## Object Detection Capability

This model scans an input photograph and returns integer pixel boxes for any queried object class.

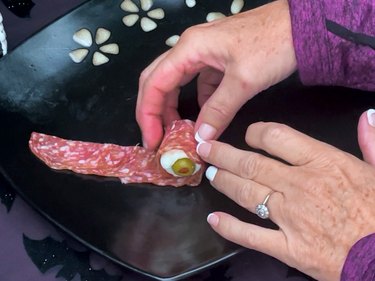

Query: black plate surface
[0,0,373,280]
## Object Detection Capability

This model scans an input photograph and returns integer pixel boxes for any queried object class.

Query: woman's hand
[197,122,375,281]
[136,0,297,150]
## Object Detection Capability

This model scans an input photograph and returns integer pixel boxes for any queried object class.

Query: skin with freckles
[136,0,297,150]
[136,0,375,279]
[197,122,375,281]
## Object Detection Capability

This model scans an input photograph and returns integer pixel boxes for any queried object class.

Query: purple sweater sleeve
[341,233,375,281]
[287,0,375,91]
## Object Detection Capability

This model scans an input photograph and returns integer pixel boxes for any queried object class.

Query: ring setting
[255,192,273,219]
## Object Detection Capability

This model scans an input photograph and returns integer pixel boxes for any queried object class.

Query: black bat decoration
[2,0,35,18]
[23,235,122,281]
[0,173,16,212]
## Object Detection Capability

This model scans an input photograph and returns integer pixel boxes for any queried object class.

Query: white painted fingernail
[196,141,211,158]
[205,166,218,182]
[196,141,205,154]
[195,131,204,143]
[197,123,217,141]
[207,213,219,226]
[367,109,375,127]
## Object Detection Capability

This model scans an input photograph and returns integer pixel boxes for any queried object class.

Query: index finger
[136,45,205,150]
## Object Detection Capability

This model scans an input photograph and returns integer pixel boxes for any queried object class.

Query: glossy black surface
[0,0,373,280]
[2,0,35,17]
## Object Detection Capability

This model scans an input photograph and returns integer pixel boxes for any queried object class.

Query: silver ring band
[255,192,273,219]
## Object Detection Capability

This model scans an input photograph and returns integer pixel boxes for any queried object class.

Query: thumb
[195,70,258,141]
[357,109,375,166]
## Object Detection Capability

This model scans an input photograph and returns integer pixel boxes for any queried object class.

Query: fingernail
[196,123,217,142]
[205,166,218,182]
[367,109,375,127]
[142,138,148,149]
[196,141,212,158]
[207,213,219,226]
[195,131,204,143]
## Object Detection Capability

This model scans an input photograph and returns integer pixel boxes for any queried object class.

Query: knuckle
[260,123,288,145]
[243,228,258,247]
[303,177,322,194]
[235,182,254,209]
[180,25,204,42]
[139,69,148,82]
[204,99,234,121]
[320,150,347,166]
[233,71,254,91]
[238,153,261,179]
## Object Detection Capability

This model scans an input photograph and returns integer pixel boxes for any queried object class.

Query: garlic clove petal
[95,28,111,45]
[69,48,89,63]
[122,14,139,27]
[73,28,92,47]
[140,17,157,32]
[99,43,119,55]
[92,51,109,66]
[120,0,139,12]
[147,8,165,20]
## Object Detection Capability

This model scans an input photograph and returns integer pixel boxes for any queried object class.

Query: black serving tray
[0,0,373,280]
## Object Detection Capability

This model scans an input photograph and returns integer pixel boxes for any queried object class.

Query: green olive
[172,158,196,176]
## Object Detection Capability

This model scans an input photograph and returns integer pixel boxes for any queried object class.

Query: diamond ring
[255,192,273,219]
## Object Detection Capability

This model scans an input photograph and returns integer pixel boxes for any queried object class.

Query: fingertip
[205,165,218,182]
[358,109,375,166]
[207,212,219,227]
[196,73,253,140]
[138,117,164,151]
[194,131,204,143]
[366,109,375,127]
[196,141,212,158]
[358,110,372,146]
[142,134,160,151]
[195,109,230,141]
[196,123,217,141]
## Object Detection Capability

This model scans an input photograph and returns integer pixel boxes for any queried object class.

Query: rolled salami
[29,119,205,187]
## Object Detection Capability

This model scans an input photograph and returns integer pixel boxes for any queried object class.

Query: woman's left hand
[197,122,375,281]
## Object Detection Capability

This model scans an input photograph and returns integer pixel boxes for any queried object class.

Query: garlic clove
[165,35,180,47]
[95,28,111,45]
[122,14,139,27]
[206,12,226,22]
[140,17,157,32]
[140,0,153,11]
[73,28,92,47]
[231,0,244,14]
[120,0,139,12]
[147,8,165,20]
[69,48,89,63]
[185,0,196,8]
[99,43,119,55]
[92,51,109,66]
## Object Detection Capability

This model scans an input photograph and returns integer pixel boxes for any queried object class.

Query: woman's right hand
[136,0,297,150]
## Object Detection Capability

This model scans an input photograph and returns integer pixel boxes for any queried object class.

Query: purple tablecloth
[0,1,314,280]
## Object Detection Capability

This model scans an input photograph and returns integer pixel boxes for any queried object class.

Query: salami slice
[29,119,205,187]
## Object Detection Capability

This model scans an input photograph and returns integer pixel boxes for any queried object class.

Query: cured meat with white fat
[29,119,204,187]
